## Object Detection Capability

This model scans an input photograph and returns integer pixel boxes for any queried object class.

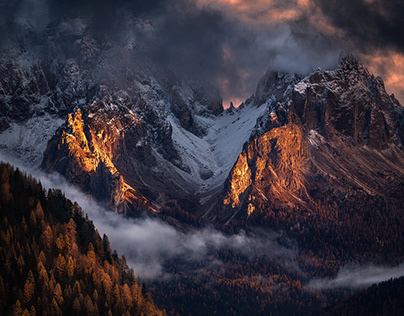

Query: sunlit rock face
[1,16,228,215]
[40,73,227,214]
[223,123,309,210]
[217,53,404,227]
[41,101,155,215]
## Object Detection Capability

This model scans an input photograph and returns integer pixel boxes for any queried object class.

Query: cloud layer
[0,152,298,279]
[308,263,404,289]
[2,151,404,287]
[3,0,403,106]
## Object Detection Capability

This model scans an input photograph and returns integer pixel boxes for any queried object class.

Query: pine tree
[51,298,62,316]
[66,256,75,278]
[29,305,36,316]
[14,300,23,316]
[41,226,53,251]
[55,254,66,278]
[0,275,6,305]
[84,295,95,316]
[23,277,35,304]
[0,164,12,204]
[29,211,37,228]
[122,284,132,308]
[54,283,63,305]
[72,297,81,314]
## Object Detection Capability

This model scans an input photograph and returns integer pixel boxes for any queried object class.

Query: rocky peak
[217,54,404,227]
[290,53,401,150]
[253,71,301,108]
[41,102,155,215]
[338,52,370,76]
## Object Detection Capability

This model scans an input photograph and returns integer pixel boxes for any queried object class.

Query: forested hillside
[0,162,164,316]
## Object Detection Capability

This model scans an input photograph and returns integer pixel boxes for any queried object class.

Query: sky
[1,0,403,107]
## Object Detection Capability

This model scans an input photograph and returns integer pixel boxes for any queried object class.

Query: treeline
[0,162,165,316]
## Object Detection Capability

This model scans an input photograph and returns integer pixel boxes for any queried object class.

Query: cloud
[2,151,404,287]
[0,152,299,280]
[360,51,404,102]
[313,0,404,52]
[140,0,342,106]
[1,0,403,109]
[309,0,404,103]
[0,0,343,108]
[308,263,404,289]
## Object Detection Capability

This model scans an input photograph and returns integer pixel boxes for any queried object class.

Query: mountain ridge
[1,36,404,224]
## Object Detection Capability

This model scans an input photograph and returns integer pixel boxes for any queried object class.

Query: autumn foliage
[0,162,164,316]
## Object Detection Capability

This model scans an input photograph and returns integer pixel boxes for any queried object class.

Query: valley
[1,3,404,315]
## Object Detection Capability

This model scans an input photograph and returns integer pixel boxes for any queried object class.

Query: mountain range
[1,14,404,315]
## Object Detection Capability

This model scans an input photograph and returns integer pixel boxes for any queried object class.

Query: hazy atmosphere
[1,0,403,107]
[3,152,403,287]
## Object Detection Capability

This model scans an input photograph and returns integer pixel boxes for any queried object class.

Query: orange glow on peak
[362,51,404,104]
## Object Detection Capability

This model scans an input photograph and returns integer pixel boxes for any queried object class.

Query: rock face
[41,103,154,215]
[222,123,310,217]
[216,53,404,229]
[0,16,231,213]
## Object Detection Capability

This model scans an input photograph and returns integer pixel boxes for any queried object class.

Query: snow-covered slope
[0,114,64,166]
[1,13,306,215]
[167,102,268,194]
[3,13,404,224]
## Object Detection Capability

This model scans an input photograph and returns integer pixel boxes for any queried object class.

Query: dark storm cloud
[141,1,342,105]
[0,0,344,105]
[0,0,169,37]
[45,0,171,35]
[142,3,265,103]
[314,0,404,51]
[4,0,402,105]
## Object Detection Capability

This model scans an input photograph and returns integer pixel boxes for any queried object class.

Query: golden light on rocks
[247,203,255,216]
[56,108,155,214]
[223,122,311,212]
[224,151,252,207]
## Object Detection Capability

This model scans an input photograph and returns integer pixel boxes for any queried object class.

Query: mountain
[214,54,404,265]
[0,162,164,316]
[1,15,404,315]
[0,16,263,216]
[219,53,404,225]
[1,18,403,261]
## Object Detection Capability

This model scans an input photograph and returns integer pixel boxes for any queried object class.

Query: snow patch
[0,114,64,167]
[167,103,269,193]
[294,81,308,94]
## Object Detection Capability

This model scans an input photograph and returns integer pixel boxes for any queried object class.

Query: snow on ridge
[0,114,64,167]
[294,80,309,95]
[308,129,326,149]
